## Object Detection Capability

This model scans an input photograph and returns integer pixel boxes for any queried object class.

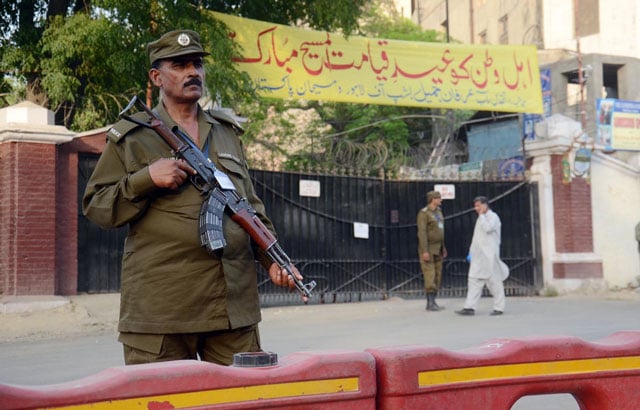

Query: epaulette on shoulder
[106,112,148,143]
[207,109,245,135]
[420,206,429,213]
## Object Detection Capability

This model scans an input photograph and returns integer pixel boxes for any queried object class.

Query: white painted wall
[590,153,640,288]
[392,0,413,19]
[542,0,640,58]
[414,0,640,57]
[541,0,576,50]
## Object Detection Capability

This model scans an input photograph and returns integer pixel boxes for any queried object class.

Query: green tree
[0,0,366,130]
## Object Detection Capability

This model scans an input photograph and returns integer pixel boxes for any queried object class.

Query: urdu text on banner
[213,12,544,114]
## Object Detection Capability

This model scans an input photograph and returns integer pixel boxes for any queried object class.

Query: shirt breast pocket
[217,156,248,192]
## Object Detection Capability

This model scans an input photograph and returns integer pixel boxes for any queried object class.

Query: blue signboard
[596,98,640,151]
[523,68,552,140]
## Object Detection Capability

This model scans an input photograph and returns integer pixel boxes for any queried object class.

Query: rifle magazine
[199,190,228,252]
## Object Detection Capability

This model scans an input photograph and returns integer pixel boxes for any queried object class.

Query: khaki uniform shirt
[417,206,445,256]
[83,103,274,335]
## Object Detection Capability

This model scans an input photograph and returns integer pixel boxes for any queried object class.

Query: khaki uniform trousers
[420,253,443,293]
[120,324,261,366]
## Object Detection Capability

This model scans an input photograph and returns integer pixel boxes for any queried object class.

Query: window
[602,64,621,98]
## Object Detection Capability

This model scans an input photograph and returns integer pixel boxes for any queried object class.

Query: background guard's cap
[147,30,210,65]
[427,190,441,203]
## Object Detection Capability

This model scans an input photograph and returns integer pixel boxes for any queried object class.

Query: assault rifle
[119,96,316,298]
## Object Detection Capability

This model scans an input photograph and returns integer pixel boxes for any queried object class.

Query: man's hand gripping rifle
[120,96,316,298]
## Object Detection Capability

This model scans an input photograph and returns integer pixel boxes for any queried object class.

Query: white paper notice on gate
[299,179,321,197]
[434,184,455,199]
[353,222,369,239]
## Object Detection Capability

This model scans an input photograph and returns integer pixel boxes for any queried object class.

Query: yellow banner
[213,12,543,113]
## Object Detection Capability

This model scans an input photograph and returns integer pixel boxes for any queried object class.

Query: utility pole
[574,0,586,130]
[445,0,450,42]
[428,0,455,169]
[444,0,454,169]
[469,0,474,44]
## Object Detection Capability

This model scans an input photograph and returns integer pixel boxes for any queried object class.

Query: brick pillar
[56,144,79,295]
[0,102,74,296]
[527,115,603,293]
[550,154,603,278]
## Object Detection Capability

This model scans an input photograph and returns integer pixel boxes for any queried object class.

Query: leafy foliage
[0,0,366,130]
[208,0,364,34]
[39,13,138,126]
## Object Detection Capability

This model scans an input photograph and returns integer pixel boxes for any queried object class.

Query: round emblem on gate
[177,33,191,46]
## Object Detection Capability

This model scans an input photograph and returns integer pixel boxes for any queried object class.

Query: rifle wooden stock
[230,208,277,251]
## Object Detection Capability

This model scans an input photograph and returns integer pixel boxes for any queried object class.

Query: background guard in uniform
[417,190,447,311]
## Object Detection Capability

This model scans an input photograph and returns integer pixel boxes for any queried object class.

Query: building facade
[411,0,640,292]
[411,0,640,132]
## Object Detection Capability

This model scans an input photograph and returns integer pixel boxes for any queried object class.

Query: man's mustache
[184,78,202,88]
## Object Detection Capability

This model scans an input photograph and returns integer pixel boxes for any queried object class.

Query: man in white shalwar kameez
[456,196,509,316]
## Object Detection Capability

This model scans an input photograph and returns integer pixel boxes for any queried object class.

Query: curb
[0,296,70,315]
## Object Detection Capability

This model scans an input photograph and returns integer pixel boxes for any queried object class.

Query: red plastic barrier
[368,331,640,410]
[0,350,376,410]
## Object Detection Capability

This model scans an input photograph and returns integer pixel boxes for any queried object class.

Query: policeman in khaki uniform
[417,190,447,311]
[83,29,303,365]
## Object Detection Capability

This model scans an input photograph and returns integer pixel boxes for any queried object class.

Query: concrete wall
[543,0,640,58]
[590,153,640,288]
[413,0,542,45]
[414,0,640,58]
[540,54,640,153]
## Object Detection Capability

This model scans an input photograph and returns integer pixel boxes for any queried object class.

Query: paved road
[1,294,639,409]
